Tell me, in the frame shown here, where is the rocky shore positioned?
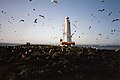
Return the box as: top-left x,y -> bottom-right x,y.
0,45 -> 119,80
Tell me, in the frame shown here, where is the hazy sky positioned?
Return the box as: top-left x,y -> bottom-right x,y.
0,0 -> 120,45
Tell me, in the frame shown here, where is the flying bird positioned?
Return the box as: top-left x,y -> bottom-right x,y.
112,19 -> 120,23
110,33 -> 113,35
30,0 -> 32,1
1,10 -> 4,13
89,26 -> 91,29
100,0 -> 104,2
34,19 -> 38,23
1,10 -> 6,14
51,0 -> 58,3
96,39 -> 98,40
98,33 -> 102,36
114,29 -> 115,32
33,8 -> 35,11
72,24 -> 77,28
74,21 -> 77,22
20,20 -> 24,22
108,12 -> 112,16
111,30 -> 113,32
98,9 -> 105,12
91,14 -> 93,16
27,14 -> 30,16
91,14 -> 95,18
39,15 -> 45,19
97,21 -> 101,22
71,33 -> 75,37
3,12 -> 6,14
71,30 -> 76,37
11,17 -> 14,20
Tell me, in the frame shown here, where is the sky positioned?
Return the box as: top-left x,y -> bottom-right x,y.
0,0 -> 120,45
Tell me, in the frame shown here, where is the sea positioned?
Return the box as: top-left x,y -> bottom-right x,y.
0,43 -> 120,50
77,45 -> 120,50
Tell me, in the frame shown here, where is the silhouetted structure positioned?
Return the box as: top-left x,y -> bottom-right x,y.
60,17 -> 75,46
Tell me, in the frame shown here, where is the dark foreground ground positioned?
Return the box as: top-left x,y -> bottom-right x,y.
0,45 -> 120,80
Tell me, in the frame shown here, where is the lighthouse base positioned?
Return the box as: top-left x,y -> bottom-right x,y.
60,41 -> 75,46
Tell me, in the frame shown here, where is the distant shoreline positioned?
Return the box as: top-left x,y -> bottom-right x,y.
0,42 -> 120,50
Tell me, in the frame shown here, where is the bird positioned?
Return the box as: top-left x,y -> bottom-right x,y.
30,0 -> 32,1
1,10 -> 6,14
1,10 -> 4,13
3,12 -> 6,14
71,30 -> 76,37
100,0 -> 104,2
116,30 -> 120,32
33,8 -> 35,11
20,20 -> 24,22
74,21 -> 77,22
110,33 -> 113,35
96,39 -> 98,40
97,21 -> 101,22
112,19 -> 120,23
89,26 -> 91,29
11,17 -> 14,20
71,33 -> 75,37
51,0 -> 58,3
27,14 -> 30,16
111,30 -> 113,32
91,14 -> 93,16
98,9 -> 105,12
118,11 -> 120,13
98,33 -> 102,36
39,15 -> 45,19
114,29 -> 115,32
72,24 -> 77,28
108,12 -> 112,16
78,36 -> 80,38
34,19 -> 38,23
91,14 -> 95,18
8,21 -> 12,24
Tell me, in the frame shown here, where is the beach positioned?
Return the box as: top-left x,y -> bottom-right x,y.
0,45 -> 119,80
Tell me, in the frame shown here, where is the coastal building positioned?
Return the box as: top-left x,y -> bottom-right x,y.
60,17 -> 75,46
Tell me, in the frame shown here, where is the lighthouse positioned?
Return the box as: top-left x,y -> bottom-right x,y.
60,17 -> 75,46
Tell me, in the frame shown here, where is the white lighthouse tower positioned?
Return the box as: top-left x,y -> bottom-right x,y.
60,17 -> 75,46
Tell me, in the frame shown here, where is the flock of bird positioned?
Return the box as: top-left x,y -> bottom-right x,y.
0,0 -> 120,43
70,0 -> 120,41
29,0 -> 58,3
